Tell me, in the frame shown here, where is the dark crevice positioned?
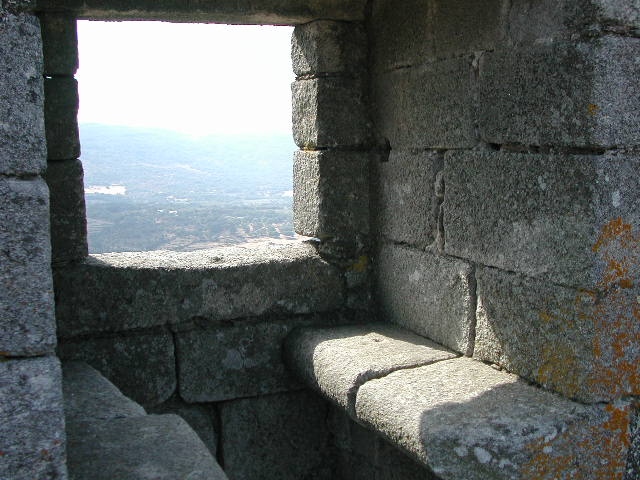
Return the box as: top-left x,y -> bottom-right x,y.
295,72 -> 361,81
466,265 -> 478,358
171,330 -> 181,403
0,172 -> 43,181
378,49 -> 495,75
212,402 -> 225,470
347,355 -> 462,416
0,352 -> 56,360
442,250 -> 596,293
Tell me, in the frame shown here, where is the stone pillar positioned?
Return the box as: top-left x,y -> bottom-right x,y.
0,2 -> 68,479
291,20 -> 375,309
40,12 -> 87,266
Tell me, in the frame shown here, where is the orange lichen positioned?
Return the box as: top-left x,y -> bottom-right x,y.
522,404 -> 633,479
587,103 -> 600,116
588,218 -> 640,398
348,255 -> 368,273
537,344 -> 580,399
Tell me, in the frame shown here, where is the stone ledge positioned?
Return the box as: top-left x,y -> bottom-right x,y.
34,0 -> 367,24
285,324 -> 635,480
284,323 -> 458,416
63,361 -> 227,480
54,241 -> 345,337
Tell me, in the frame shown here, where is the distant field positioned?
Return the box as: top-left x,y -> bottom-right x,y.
81,123 -> 298,253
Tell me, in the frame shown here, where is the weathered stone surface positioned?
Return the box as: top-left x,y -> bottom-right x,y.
58,331 -> 176,407
372,57 -> 475,149
293,150 -> 369,241
478,36 -> 640,147
377,150 -> 442,248
292,20 -> 365,76
598,0 -> 640,27
66,414 -> 227,480
474,266 -> 640,403
626,412 -> 640,480
40,12 -> 78,76
329,406 -> 438,480
292,77 -> 370,149
355,357 -> 635,480
44,159 -> 88,265
62,361 -> 146,423
2,0 -> 37,13
369,0 -> 503,71
0,12 -> 46,175
376,244 -> 475,355
507,0 -> 640,46
178,314 -> 343,402
220,391 -> 333,480
0,356 -> 67,480
44,76 -> 79,160
444,150 -> 640,287
285,323 -> 457,415
148,395 -> 218,457
376,439 -> 441,480
0,177 -> 56,356
35,0 -> 367,24
54,242 -> 344,337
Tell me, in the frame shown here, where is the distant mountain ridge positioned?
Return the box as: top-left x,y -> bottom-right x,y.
80,123 -> 297,253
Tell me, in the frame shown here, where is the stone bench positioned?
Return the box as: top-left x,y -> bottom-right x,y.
62,361 -> 228,480
284,324 -> 634,480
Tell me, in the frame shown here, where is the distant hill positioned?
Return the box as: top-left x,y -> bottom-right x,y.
80,123 -> 298,253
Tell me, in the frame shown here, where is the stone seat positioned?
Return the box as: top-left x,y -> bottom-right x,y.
284,324 -> 632,480
62,361 -> 228,480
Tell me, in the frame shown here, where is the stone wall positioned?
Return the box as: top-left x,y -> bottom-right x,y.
0,1 -> 68,479
3,0 -> 639,478
369,0 -> 639,477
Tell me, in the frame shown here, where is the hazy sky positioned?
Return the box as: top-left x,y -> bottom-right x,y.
77,21 -> 295,135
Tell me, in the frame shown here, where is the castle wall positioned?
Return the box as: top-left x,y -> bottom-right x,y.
368,0 -> 639,477
0,1 -> 68,479
4,0 -> 639,478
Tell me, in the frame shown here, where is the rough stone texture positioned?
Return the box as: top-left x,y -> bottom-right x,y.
376,439 -> 441,480
284,323 -> 457,415
355,357 -> 635,480
0,356 -> 68,480
177,314 -> 345,403
292,77 -> 370,149
329,407 -> 441,480
444,150 -> 640,288
35,0 -> 367,24
292,20 -> 365,76
378,150 -> 442,248
58,331 -> 176,407
293,150 -> 369,241
369,0 -> 503,71
507,0 -> 640,46
44,76 -> 80,160
53,242 -> 344,337
598,0 -> 640,27
148,395 -> 218,457
474,266 -> 640,403
66,414 -> 227,480
478,36 -> 640,148
219,391 -> 333,480
44,159 -> 88,265
2,0 -> 37,13
371,57 -> 475,150
0,12 -> 46,175
376,243 -> 475,355
62,361 -> 146,423
40,12 -> 78,76
626,411 -> 640,480
0,177 -> 56,356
